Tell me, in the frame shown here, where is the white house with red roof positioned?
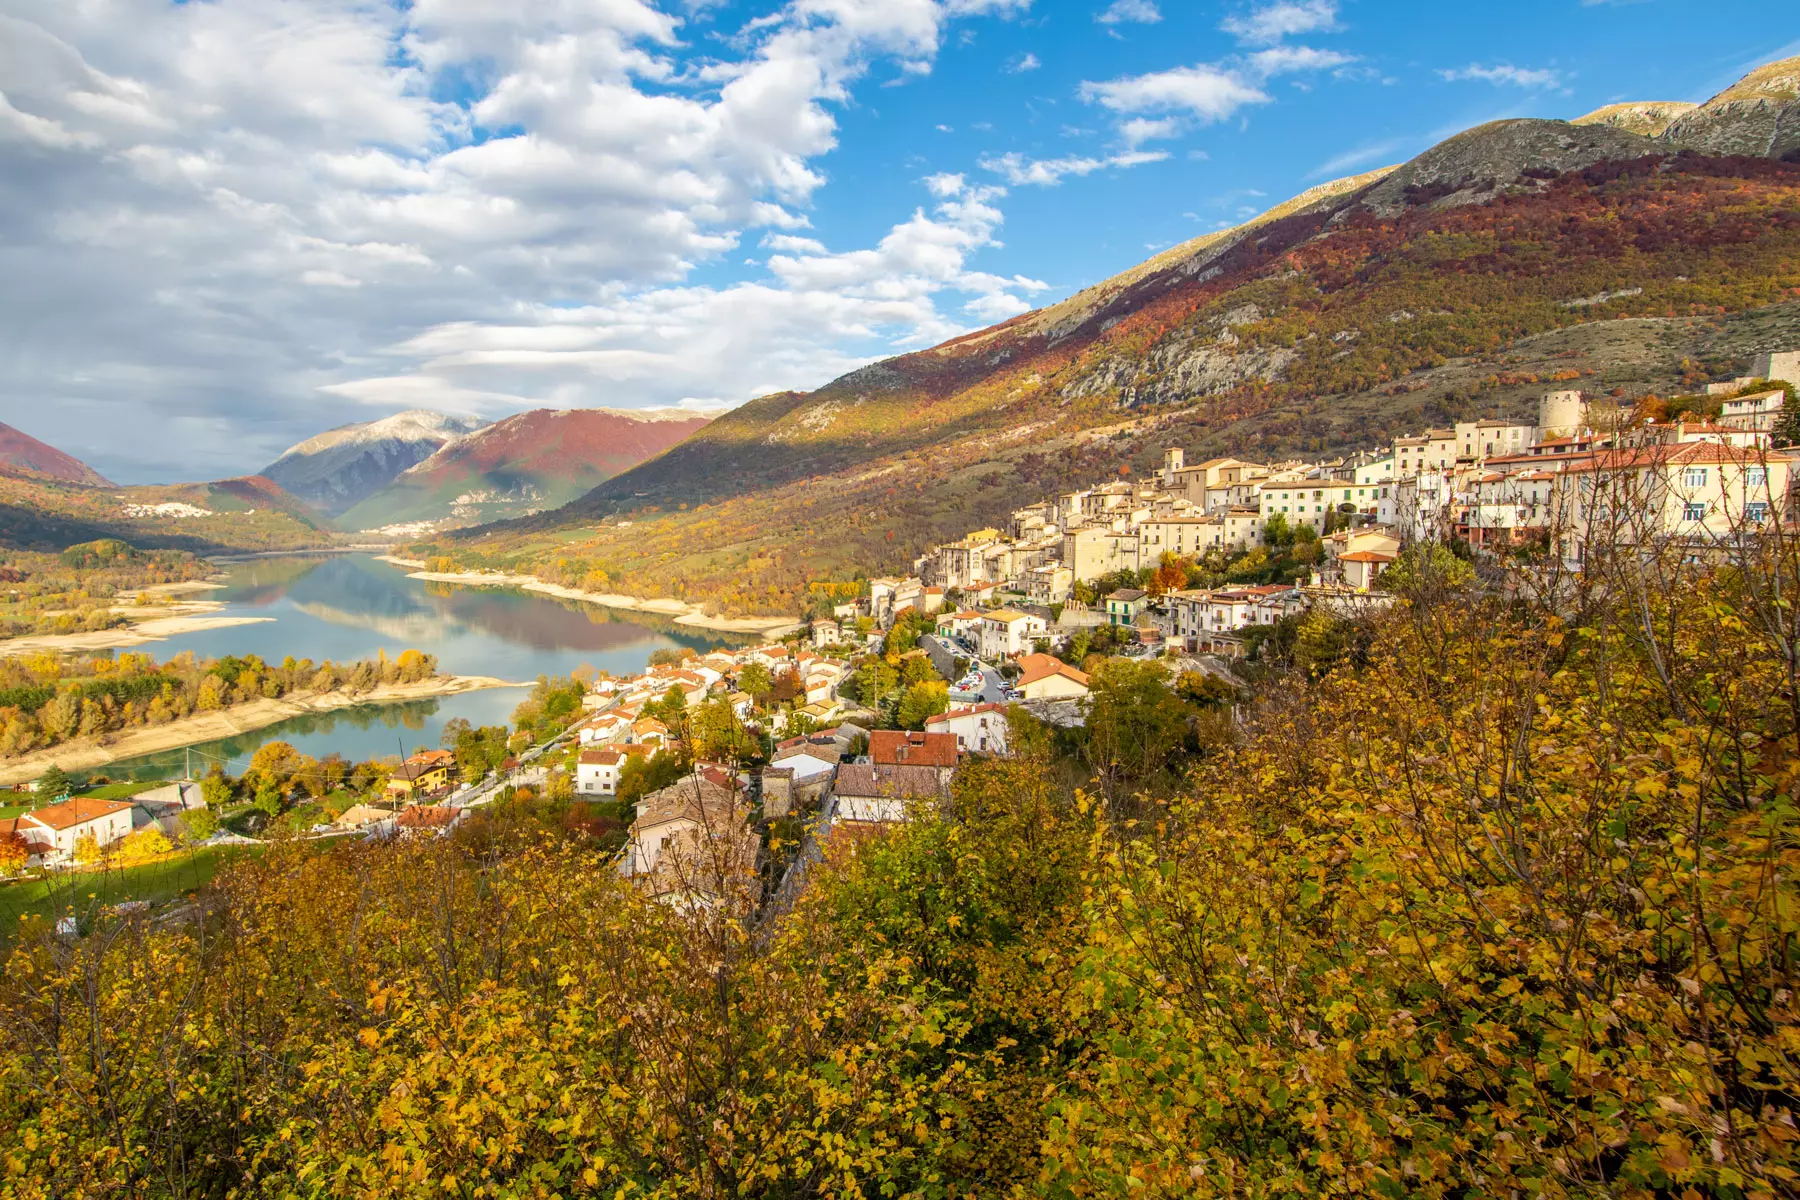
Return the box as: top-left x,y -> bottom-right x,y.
926,703 -> 1010,755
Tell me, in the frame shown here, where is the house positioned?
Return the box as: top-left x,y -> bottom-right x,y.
926,703 -> 1010,755
1105,588 -> 1147,627
625,774 -> 760,911
578,746 -> 647,797
633,717 -> 671,748
578,712 -> 633,746
1718,388 -> 1788,434
763,747 -> 838,813
10,797 -> 136,863
1338,550 -> 1396,591
978,609 -> 1047,660
386,757 -> 452,801
1561,445 -> 1794,563
131,781 -> 207,838
811,618 -> 842,647
869,730 -> 960,784
334,804 -> 394,831
1013,653 -> 1091,701
832,763 -> 946,825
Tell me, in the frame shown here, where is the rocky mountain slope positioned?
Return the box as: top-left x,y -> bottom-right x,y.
342,408 -> 714,532
0,422 -> 113,487
419,56 -> 1800,616
261,410 -> 485,516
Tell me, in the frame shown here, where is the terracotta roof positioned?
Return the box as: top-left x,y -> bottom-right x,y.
390,761 -> 446,783
633,774 -> 741,832
926,702 -> 1009,725
397,806 -> 457,829
834,763 -> 945,799
580,748 -> 631,766
1015,653 -> 1090,690
982,609 -> 1036,624
22,797 -> 133,831
869,730 -> 960,769
1565,444 -> 1791,473
406,749 -> 456,767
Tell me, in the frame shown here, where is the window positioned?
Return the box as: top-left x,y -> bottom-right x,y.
1747,502 -> 1769,523
1746,467 -> 1768,488
1682,467 -> 1708,488
1684,502 -> 1707,522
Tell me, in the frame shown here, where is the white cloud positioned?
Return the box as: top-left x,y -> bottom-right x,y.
1007,51 -> 1040,72
1096,0 -> 1162,25
979,149 -> 1168,187
1247,45 -> 1353,77
1119,116 -> 1183,146
1439,63 -> 1566,90
1081,65 -> 1269,122
0,0 -> 1047,481
1221,1 -> 1339,45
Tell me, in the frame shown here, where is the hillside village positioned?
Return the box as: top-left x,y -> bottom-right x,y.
452,348 -> 1796,913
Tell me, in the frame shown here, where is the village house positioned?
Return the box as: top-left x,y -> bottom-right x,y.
832,763 -> 946,826
869,730 -> 960,785
1012,653 -> 1091,701
397,806 -> 460,837
1104,588 -> 1147,627
926,703 -> 1010,755
578,746 -> 647,797
625,774 -> 760,911
385,752 -> 454,802
1561,444 -> 1794,564
978,609 -> 1048,659
4,797 -> 136,864
130,781 -> 207,839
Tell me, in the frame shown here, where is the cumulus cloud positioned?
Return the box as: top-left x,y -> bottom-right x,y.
1439,63 -> 1566,89
1220,0 -> 1339,45
1007,51 -> 1041,72
1080,65 -> 1269,122
1096,0 -> 1162,25
0,0 -> 1045,481
979,149 -> 1169,187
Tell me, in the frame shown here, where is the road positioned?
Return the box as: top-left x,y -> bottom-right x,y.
922,634 -> 1012,705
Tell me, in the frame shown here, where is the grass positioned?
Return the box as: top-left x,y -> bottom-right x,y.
77,780 -> 167,801
0,845 -> 265,939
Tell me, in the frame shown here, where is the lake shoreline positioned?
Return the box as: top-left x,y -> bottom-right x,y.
0,598 -> 274,658
377,557 -> 803,637
0,675 -> 525,785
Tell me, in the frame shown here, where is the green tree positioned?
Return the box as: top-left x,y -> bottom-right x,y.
35,764 -> 70,800
738,661 -> 772,699
1084,658 -> 1190,790
179,806 -> 219,843
617,750 -> 687,808
1381,543 -> 1474,597
200,766 -> 234,810
896,681 -> 950,731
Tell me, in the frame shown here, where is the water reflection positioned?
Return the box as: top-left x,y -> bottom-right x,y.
84,554 -> 750,780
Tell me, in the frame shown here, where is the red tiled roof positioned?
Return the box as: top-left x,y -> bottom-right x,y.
22,797 -> 133,831
869,730 -> 960,769
1014,653 -> 1090,690
926,702 -> 1009,725
397,806 -> 457,829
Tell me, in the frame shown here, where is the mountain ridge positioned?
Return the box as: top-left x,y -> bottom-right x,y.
0,422 -> 113,487
262,409 -> 486,516
342,407 -> 715,531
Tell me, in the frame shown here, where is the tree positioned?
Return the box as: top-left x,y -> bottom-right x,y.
897,681 -> 950,730
200,767 -> 234,810
35,764 -> 70,800
1083,658 -> 1190,790
71,832 -> 101,864
115,827 -> 172,864
179,807 -> 219,843
1175,670 -> 1236,708
0,834 -> 28,874
617,750 -> 686,807
738,661 -> 772,699
1381,543 -> 1473,597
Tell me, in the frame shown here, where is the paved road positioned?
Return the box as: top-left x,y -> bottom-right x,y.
923,634 -> 1013,705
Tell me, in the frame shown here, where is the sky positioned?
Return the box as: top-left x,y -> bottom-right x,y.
1,0 -> 1797,484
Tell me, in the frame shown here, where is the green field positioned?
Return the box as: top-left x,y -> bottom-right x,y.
0,845 -> 264,938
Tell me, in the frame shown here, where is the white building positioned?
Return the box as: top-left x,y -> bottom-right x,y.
925,703 -> 1011,755
978,610 -> 1048,659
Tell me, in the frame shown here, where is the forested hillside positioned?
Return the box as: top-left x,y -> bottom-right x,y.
0,471 -> 339,556
4,538 -> 1794,1198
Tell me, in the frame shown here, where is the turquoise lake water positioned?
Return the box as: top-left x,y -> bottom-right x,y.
81,555 -> 748,780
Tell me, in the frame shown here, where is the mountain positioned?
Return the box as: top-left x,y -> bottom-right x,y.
261,410 -> 485,516
0,472 -> 338,555
341,407 -> 715,532
0,422 -> 113,487
424,56 -> 1800,617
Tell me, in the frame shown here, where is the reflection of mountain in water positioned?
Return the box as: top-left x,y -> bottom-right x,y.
431,588 -> 683,654
288,600 -> 462,644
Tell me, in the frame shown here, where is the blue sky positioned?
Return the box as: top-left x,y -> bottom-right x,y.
0,0 -> 1796,483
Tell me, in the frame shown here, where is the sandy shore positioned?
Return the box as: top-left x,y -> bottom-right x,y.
0,675 -> 523,785
376,557 -> 802,637
0,600 -> 274,658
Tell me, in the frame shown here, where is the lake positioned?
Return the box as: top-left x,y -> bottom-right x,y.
83,555 -> 750,780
